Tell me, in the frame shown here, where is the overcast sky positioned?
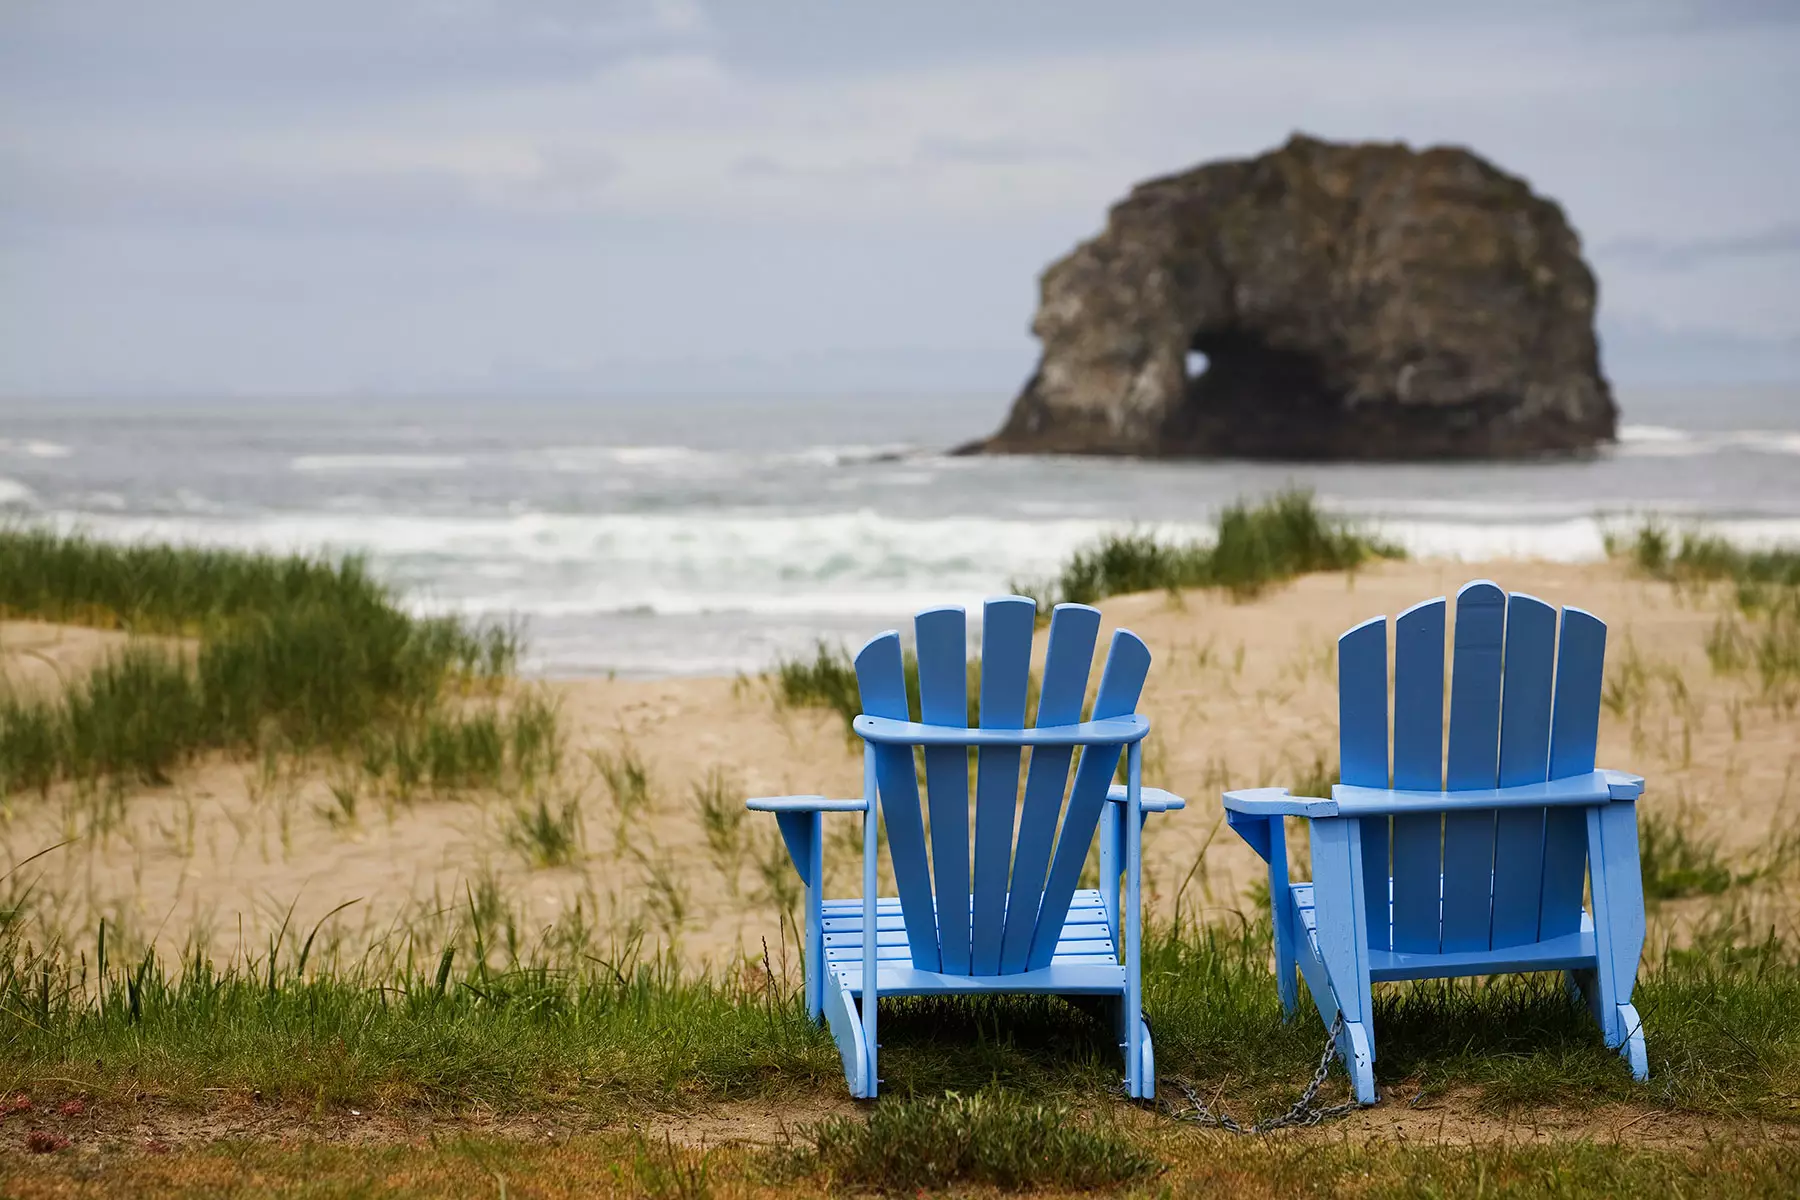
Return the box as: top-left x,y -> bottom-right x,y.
2,0 -> 1796,397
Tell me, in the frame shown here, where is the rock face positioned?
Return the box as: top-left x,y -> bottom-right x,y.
970,135 -> 1616,459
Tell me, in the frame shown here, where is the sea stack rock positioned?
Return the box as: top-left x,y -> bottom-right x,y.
969,135 -> 1616,459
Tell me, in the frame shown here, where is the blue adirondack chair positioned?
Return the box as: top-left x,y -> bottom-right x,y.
1224,581 -> 1648,1104
748,597 -> 1186,1098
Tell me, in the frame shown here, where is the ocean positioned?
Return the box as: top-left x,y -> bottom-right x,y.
4,386 -> 1798,678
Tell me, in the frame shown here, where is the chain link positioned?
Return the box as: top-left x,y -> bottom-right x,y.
1142,1012 -> 1360,1134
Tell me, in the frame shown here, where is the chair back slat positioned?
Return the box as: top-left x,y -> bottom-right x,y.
1441,581 -> 1506,952
855,630 -> 941,969
1027,629 -> 1151,970
1540,606 -> 1607,939
1390,597 -> 1447,953
999,603 -> 1099,973
970,596 -> 1036,974
1341,584 -> 1615,957
1337,616 -> 1391,949
915,606 -> 973,973
1491,593 -> 1558,947
1338,616 -> 1389,787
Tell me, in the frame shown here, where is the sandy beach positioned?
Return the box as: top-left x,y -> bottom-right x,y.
5,557 -> 1793,973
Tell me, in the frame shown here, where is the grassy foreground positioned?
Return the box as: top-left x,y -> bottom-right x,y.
1,900 -> 1798,1194
1,900 -> 1796,1122
0,528 -> 555,797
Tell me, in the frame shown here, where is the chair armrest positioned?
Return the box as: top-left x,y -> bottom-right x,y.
1331,770 -> 1632,816
852,712 -> 1149,747
1222,787 -> 1337,818
746,795 -> 868,813
1105,784 -> 1186,813
1600,769 -> 1645,800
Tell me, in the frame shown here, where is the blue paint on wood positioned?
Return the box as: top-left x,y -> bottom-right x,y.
1442,581 -> 1505,952
1000,603 -> 1099,973
855,630 -> 940,970
1541,607 -> 1607,940
1308,817 -> 1370,1027
1391,597 -> 1446,953
1338,616 -> 1389,787
1492,593 -> 1557,948
853,713 -> 1146,746
914,605 -> 971,974
1338,615 -> 1391,952
1223,582 -> 1653,1103
1590,798 -> 1647,1069
822,970 -> 870,1097
971,596 -> 1035,974
759,597 -> 1190,1098
1334,773 -> 1617,814
1028,629 -> 1151,970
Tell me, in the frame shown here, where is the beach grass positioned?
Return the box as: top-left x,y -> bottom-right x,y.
3,886 -> 1797,1124
1013,487 -> 1404,611
1610,521 -> 1800,705
797,1091 -> 1156,1192
0,527 -> 537,796
1611,521 -> 1800,593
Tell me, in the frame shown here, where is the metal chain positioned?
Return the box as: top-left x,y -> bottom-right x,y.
1144,1012 -> 1360,1134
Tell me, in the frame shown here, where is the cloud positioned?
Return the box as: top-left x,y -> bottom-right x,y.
1597,224 -> 1800,270
2,1 -> 1797,392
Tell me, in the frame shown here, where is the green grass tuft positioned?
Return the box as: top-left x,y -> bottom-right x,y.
1638,808 -> 1737,901
1014,488 -> 1403,611
802,1090 -> 1157,1192
505,795 -> 584,867
0,527 -> 533,797
1611,521 -> 1800,591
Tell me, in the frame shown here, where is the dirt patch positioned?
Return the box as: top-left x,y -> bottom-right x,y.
0,1090 -> 863,1161
1,1087 -> 1791,1164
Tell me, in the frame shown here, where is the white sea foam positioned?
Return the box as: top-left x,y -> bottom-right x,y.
529,442 -> 922,472
1614,425 -> 1800,458
290,454 -> 468,472
0,439 -> 72,459
38,503 -> 1800,621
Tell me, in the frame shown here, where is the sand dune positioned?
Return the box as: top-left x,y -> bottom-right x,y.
2,558 -> 1794,970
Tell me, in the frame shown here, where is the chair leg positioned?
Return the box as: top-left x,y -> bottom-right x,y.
804,818 -> 824,1022
1587,802 -> 1650,1081
1309,816 -> 1378,1104
1338,1019 -> 1376,1105
1122,742 -> 1145,1097
1267,819 -> 1298,1017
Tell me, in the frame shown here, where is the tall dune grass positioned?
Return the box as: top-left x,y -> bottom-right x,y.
1014,488 -> 1403,610
0,527 -> 535,794
1610,522 -> 1800,704
1610,521 -> 1800,592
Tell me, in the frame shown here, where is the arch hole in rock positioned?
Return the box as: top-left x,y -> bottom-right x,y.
1176,327 -> 1346,457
